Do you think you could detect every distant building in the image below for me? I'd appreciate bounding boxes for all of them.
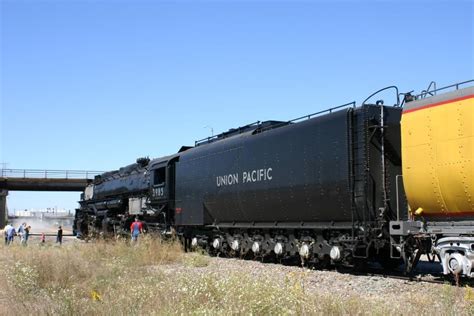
[13,210,33,217]
[12,207,74,218]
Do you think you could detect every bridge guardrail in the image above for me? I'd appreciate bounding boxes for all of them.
[0,169,104,180]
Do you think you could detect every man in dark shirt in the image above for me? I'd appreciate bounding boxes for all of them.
[56,226,63,245]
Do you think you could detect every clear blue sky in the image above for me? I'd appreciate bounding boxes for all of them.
[1,0,473,212]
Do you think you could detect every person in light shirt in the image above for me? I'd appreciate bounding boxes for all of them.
[3,223,13,245]
[17,222,27,245]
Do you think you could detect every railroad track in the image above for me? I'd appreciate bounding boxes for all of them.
[236,255,469,286]
[334,265,474,286]
[348,270,447,285]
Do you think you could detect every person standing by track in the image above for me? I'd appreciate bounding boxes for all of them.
[130,218,143,242]
[17,223,27,245]
[56,226,63,245]
[6,225,16,245]
[3,223,12,245]
[24,225,31,246]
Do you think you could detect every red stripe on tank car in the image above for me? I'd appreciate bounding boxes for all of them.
[403,94,474,114]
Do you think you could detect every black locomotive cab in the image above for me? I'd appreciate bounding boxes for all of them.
[151,164,167,200]
[149,155,179,229]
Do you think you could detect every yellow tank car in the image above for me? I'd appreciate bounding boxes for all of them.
[401,85,474,219]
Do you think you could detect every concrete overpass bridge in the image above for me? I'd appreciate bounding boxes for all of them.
[0,169,103,228]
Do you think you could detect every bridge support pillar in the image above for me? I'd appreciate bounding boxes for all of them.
[0,190,7,228]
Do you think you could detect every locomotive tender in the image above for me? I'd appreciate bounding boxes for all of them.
[75,80,474,278]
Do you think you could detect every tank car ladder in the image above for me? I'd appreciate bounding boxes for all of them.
[348,106,372,258]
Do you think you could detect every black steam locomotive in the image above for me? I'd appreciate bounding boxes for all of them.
[74,81,474,277]
[74,157,151,236]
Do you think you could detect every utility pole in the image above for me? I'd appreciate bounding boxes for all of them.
[203,125,214,137]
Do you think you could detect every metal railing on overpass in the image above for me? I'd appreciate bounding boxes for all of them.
[0,169,104,180]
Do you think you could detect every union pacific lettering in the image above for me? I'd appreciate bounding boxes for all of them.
[216,173,239,187]
[216,168,273,187]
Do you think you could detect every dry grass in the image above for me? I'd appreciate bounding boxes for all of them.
[0,237,474,315]
[0,236,184,315]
